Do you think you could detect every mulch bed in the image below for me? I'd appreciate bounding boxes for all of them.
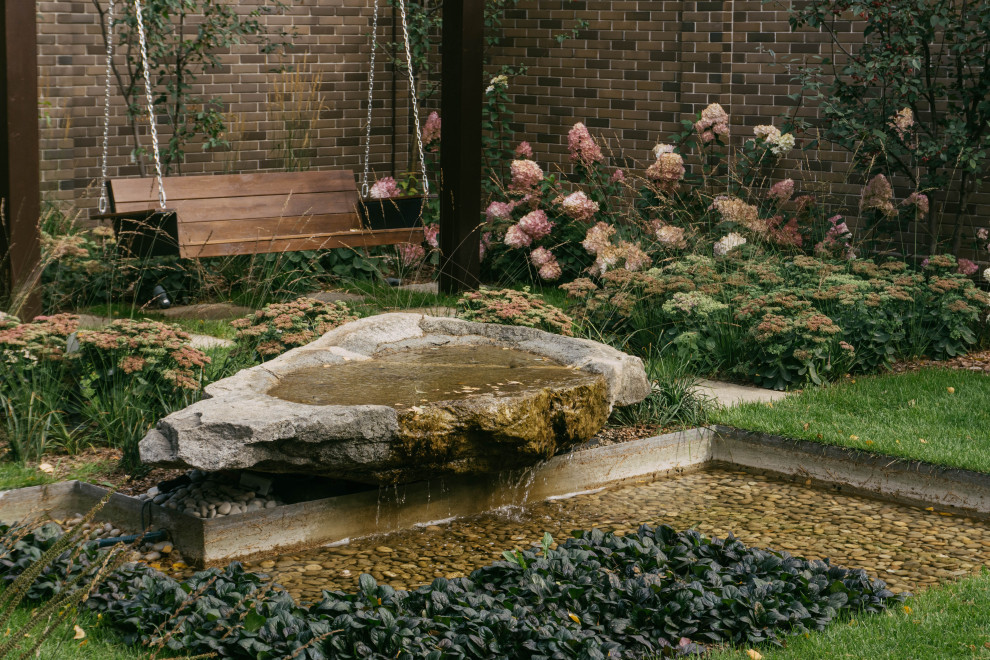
[891,349,990,374]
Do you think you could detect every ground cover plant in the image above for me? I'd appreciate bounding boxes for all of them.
[709,569,990,660]
[715,368,990,474]
[561,253,988,389]
[455,287,575,335]
[230,297,358,361]
[0,519,901,659]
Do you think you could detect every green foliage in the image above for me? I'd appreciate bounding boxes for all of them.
[456,287,574,336]
[610,355,713,428]
[563,254,987,389]
[788,0,990,253]
[1,522,902,658]
[231,298,358,361]
[0,315,211,472]
[96,0,291,175]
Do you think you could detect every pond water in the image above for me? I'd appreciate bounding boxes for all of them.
[268,345,602,410]
[205,467,990,602]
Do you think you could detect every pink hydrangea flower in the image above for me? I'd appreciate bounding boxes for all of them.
[890,108,913,139]
[621,242,650,271]
[957,258,979,276]
[559,192,599,222]
[479,231,493,261]
[538,260,562,281]
[695,103,729,141]
[397,242,426,266]
[902,191,929,216]
[610,168,625,183]
[421,111,441,150]
[517,210,554,240]
[651,221,687,249]
[567,122,604,164]
[515,141,533,158]
[423,223,439,249]
[860,174,896,216]
[504,224,532,249]
[646,153,685,189]
[582,221,616,256]
[369,177,401,199]
[509,159,544,192]
[768,179,795,204]
[530,246,556,267]
[978,228,989,241]
[486,201,515,222]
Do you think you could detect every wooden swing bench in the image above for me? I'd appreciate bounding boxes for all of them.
[97,170,425,259]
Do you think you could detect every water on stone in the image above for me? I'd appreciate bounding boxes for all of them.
[268,345,602,409]
[171,468,990,602]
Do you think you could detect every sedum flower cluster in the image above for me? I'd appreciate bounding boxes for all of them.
[456,287,573,335]
[232,298,358,360]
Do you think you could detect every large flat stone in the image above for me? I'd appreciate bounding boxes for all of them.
[141,313,650,484]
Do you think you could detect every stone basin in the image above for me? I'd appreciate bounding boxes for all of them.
[140,313,650,484]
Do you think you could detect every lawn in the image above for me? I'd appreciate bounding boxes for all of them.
[714,368,990,474]
[0,605,153,659]
[710,570,990,659]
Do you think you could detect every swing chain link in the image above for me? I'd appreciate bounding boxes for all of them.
[398,0,428,195]
[134,0,167,209]
[360,0,379,198]
[98,0,116,214]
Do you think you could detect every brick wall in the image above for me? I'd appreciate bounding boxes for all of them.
[37,0,988,258]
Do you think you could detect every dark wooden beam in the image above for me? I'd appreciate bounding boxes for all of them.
[438,0,483,294]
[0,0,41,319]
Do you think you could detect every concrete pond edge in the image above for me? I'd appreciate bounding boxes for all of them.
[2,425,990,565]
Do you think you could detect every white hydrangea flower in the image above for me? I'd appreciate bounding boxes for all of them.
[713,232,747,256]
[653,143,676,159]
[984,267,990,283]
[770,132,796,156]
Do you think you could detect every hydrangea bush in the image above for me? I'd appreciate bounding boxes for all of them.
[456,287,574,336]
[231,298,359,360]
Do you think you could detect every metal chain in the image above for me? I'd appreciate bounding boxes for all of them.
[398,0,428,195]
[134,0,167,209]
[98,0,116,214]
[360,0,380,197]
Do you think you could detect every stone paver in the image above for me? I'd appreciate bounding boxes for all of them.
[694,379,789,408]
[160,302,253,320]
[305,290,367,303]
[397,281,439,294]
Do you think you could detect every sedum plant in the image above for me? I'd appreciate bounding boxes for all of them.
[456,287,574,336]
[231,297,359,360]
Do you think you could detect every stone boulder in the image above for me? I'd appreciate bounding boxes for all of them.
[140,314,650,484]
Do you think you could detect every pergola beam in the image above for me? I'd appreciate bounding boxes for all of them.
[438,0,483,294]
[0,0,41,319]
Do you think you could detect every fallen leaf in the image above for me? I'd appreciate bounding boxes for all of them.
[919,438,928,444]
[73,625,86,640]
[946,387,955,394]
[902,605,912,614]
[746,650,763,660]
[38,463,55,474]
[568,612,581,624]
[850,435,859,441]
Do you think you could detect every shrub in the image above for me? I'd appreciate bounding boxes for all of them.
[231,298,359,360]
[563,255,988,389]
[0,520,901,658]
[456,287,574,336]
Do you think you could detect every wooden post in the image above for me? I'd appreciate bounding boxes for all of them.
[0,0,42,319]
[438,0,483,294]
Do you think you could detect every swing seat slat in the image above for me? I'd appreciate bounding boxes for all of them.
[97,170,424,259]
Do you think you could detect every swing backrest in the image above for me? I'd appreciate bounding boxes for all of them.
[107,171,371,258]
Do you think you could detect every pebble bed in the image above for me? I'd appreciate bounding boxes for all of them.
[138,470,284,519]
[56,515,178,565]
[163,467,990,603]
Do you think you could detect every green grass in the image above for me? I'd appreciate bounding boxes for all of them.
[0,605,152,659]
[714,368,990,474]
[0,458,117,492]
[709,570,990,659]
